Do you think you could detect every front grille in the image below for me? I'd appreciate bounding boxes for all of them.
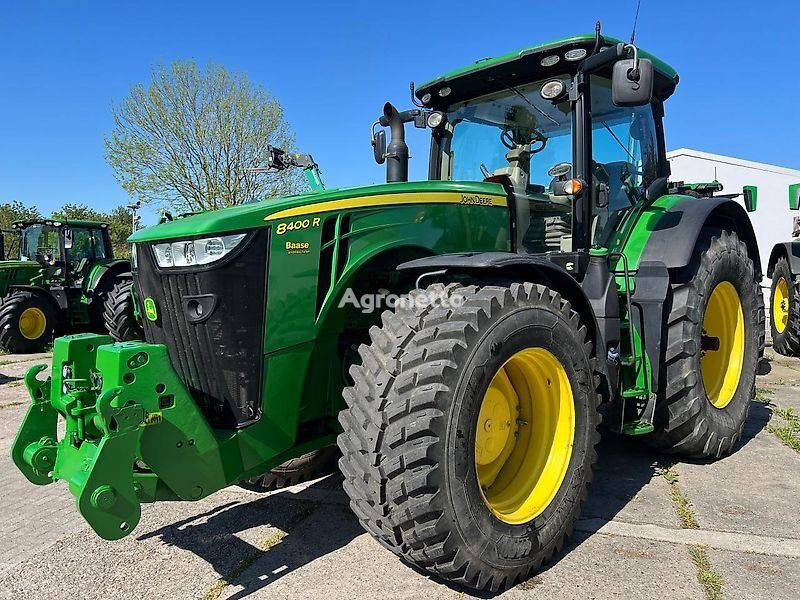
[135,230,269,428]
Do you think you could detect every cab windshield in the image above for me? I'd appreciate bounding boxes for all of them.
[438,75,575,254]
[439,75,573,188]
[20,224,60,264]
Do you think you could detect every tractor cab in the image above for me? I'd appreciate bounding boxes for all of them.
[12,219,113,288]
[373,33,678,273]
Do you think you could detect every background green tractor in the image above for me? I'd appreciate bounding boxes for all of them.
[0,219,142,352]
[767,183,800,354]
[12,30,764,592]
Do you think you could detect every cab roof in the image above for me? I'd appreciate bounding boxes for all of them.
[11,219,108,229]
[415,34,679,108]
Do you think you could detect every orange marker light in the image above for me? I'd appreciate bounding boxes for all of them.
[564,179,583,195]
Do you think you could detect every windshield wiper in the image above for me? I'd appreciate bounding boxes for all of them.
[600,120,636,161]
[492,76,559,127]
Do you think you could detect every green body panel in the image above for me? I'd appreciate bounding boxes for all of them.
[84,258,131,294]
[129,180,506,242]
[0,261,44,297]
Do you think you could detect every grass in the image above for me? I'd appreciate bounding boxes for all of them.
[201,502,319,600]
[754,386,774,403]
[689,545,724,600]
[768,407,800,453]
[657,462,699,530]
[658,461,724,599]
[0,400,25,410]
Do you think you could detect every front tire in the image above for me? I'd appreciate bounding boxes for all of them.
[338,282,601,592]
[770,256,800,356]
[647,230,760,458]
[102,279,143,342]
[0,290,57,353]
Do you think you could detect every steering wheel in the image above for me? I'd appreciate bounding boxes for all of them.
[500,128,548,154]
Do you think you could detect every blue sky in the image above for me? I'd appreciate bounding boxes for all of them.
[1,1,798,226]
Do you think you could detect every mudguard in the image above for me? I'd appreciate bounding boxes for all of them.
[767,241,800,278]
[637,197,762,276]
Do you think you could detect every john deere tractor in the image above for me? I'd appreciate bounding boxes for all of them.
[12,31,764,591]
[767,183,800,354]
[0,219,141,352]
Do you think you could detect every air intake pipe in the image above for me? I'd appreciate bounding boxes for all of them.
[379,102,412,183]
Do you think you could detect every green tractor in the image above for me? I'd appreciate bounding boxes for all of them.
[12,31,764,591]
[0,219,141,353]
[767,183,800,355]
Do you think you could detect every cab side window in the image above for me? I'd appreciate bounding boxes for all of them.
[590,76,660,245]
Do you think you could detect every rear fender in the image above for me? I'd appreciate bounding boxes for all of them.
[636,197,761,277]
[767,241,800,279]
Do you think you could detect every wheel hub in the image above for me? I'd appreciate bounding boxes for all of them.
[773,277,790,334]
[475,348,575,525]
[700,281,745,409]
[19,307,47,340]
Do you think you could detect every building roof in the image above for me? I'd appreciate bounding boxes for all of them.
[667,148,800,178]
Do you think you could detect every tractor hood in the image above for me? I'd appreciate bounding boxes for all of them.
[0,260,40,271]
[128,180,507,243]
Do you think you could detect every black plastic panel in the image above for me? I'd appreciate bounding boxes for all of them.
[135,230,269,428]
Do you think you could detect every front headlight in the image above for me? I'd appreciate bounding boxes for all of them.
[152,233,247,268]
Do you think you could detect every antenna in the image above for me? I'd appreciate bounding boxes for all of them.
[630,0,642,44]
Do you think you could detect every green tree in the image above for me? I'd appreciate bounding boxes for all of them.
[0,200,42,230]
[105,60,303,213]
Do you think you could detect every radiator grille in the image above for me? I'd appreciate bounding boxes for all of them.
[134,230,269,428]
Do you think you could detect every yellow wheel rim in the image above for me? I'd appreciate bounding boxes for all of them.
[773,277,790,334]
[700,282,745,409]
[19,307,47,340]
[475,347,575,525]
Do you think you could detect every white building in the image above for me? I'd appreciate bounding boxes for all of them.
[667,148,800,279]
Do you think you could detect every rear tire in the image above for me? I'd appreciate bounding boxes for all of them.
[103,279,143,342]
[338,282,602,592]
[240,445,339,491]
[0,290,57,353]
[647,230,759,458]
[770,256,800,356]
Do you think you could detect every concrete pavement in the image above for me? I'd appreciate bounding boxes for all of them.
[0,349,797,599]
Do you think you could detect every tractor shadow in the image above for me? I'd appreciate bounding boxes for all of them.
[138,474,363,597]
[139,403,772,598]
[0,373,22,385]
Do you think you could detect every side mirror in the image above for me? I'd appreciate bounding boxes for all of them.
[64,229,73,249]
[372,129,386,165]
[743,185,758,212]
[612,57,654,107]
[789,183,800,210]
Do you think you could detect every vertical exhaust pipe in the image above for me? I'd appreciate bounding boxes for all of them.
[382,103,409,183]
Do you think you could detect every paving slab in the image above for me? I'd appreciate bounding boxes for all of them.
[582,436,681,529]
[1,348,799,599]
[710,548,800,600]
[0,489,332,600]
[676,399,800,539]
[502,533,705,600]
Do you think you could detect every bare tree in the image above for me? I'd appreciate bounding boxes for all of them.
[105,60,304,212]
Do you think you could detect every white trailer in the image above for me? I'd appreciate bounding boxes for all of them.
[667,148,800,277]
